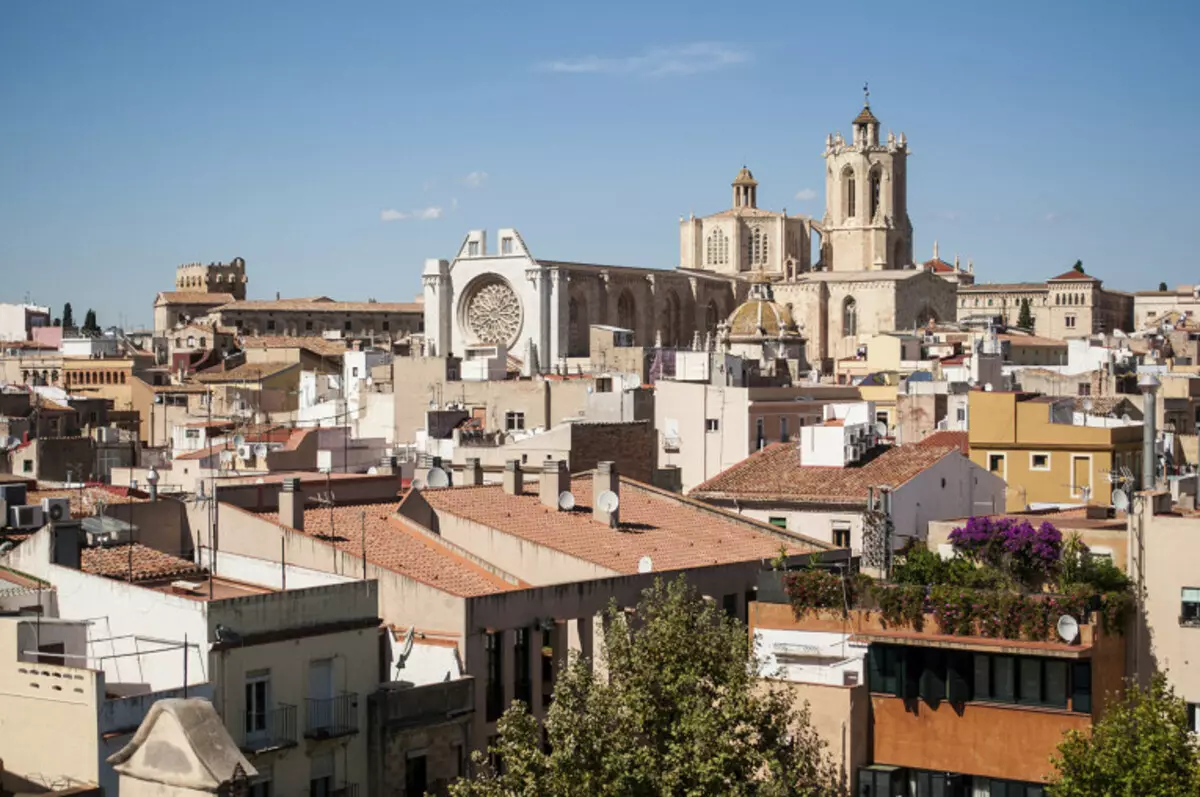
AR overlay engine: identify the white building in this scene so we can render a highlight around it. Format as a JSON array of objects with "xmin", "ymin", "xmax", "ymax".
[{"xmin": 0, "ymin": 303, "xmax": 51, "ymax": 342}]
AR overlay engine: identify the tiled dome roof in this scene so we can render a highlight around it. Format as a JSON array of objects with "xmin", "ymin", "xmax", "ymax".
[
  {"xmin": 732, "ymin": 166, "xmax": 758, "ymax": 186},
  {"xmin": 727, "ymin": 280, "xmax": 798, "ymax": 339}
]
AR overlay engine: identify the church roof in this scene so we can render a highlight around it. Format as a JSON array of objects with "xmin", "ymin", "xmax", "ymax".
[
  {"xmin": 732, "ymin": 166, "xmax": 758, "ymax": 186},
  {"xmin": 922, "ymin": 258, "xmax": 957, "ymax": 274},
  {"xmin": 854, "ymin": 104, "xmax": 879, "ymax": 125},
  {"xmin": 1048, "ymin": 270, "xmax": 1098, "ymax": 282},
  {"xmin": 726, "ymin": 282, "xmax": 800, "ymax": 340}
]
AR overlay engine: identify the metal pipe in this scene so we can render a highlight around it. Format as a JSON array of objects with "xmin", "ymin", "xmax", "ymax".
[{"xmin": 1140, "ymin": 374, "xmax": 1160, "ymax": 491}]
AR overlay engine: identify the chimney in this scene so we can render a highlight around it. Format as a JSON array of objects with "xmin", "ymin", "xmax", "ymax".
[
  {"xmin": 52, "ymin": 522, "xmax": 82, "ymax": 570},
  {"xmin": 593, "ymin": 461, "xmax": 619, "ymax": 527},
  {"xmin": 377, "ymin": 455, "xmax": 397, "ymax": 475},
  {"xmin": 502, "ymin": 459, "xmax": 524, "ymax": 496},
  {"xmin": 279, "ymin": 477, "xmax": 304, "ymax": 531},
  {"xmin": 540, "ymin": 460, "xmax": 570, "ymax": 509},
  {"xmin": 465, "ymin": 457, "xmax": 484, "ymax": 486}
]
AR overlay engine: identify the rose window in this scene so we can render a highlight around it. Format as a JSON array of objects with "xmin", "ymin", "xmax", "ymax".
[{"xmin": 466, "ymin": 281, "xmax": 520, "ymax": 344}]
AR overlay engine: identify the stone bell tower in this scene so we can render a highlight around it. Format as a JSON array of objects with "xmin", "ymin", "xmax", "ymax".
[{"xmin": 821, "ymin": 86, "xmax": 913, "ymax": 271}]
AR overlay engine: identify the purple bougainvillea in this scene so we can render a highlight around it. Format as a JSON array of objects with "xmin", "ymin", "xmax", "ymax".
[{"xmin": 948, "ymin": 516, "xmax": 1062, "ymax": 582}]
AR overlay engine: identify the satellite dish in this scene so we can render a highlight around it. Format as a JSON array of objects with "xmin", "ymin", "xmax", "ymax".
[
  {"xmin": 426, "ymin": 467, "xmax": 450, "ymax": 488},
  {"xmin": 410, "ymin": 477, "xmax": 425, "ymax": 490},
  {"xmin": 1112, "ymin": 489, "xmax": 1129, "ymax": 513},
  {"xmin": 625, "ymin": 372, "xmax": 642, "ymax": 390},
  {"xmin": 400, "ymin": 625, "xmax": 415, "ymax": 661},
  {"xmin": 1120, "ymin": 413, "xmax": 1132, "ymax": 424},
  {"xmin": 637, "ymin": 555, "xmax": 653, "ymax": 574},
  {"xmin": 558, "ymin": 491, "xmax": 576, "ymax": 511},
  {"xmin": 597, "ymin": 490, "xmax": 620, "ymax": 513},
  {"xmin": 1056, "ymin": 614, "xmax": 1080, "ymax": 644},
  {"xmin": 367, "ymin": 466, "xmax": 378, "ymax": 475},
  {"xmin": 874, "ymin": 421, "xmax": 888, "ymax": 437},
  {"xmin": 233, "ymin": 434, "xmax": 246, "ymax": 448},
  {"xmin": 220, "ymin": 450, "xmax": 234, "ymax": 464},
  {"xmin": 253, "ymin": 443, "xmax": 268, "ymax": 458}
]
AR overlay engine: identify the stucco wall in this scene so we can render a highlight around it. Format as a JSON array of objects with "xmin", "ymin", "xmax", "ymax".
[{"xmin": 767, "ymin": 681, "xmax": 868, "ymax": 792}]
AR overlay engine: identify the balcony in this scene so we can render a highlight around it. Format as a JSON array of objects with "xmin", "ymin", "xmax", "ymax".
[
  {"xmin": 305, "ymin": 692, "xmax": 358, "ymax": 740},
  {"xmin": 239, "ymin": 704, "xmax": 298, "ymax": 754}
]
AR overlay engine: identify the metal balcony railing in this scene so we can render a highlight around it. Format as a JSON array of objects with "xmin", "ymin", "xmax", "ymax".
[
  {"xmin": 239, "ymin": 704, "xmax": 297, "ymax": 754},
  {"xmin": 304, "ymin": 692, "xmax": 358, "ymax": 739}
]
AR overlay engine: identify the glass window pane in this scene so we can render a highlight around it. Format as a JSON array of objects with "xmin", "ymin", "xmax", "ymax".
[
  {"xmin": 1018, "ymin": 658, "xmax": 1043, "ymax": 705},
  {"xmin": 1182, "ymin": 588, "xmax": 1200, "ymax": 602},
  {"xmin": 973, "ymin": 655, "xmax": 991, "ymax": 699},
  {"xmin": 1044, "ymin": 661, "xmax": 1068, "ymax": 708},
  {"xmin": 1072, "ymin": 662, "xmax": 1092, "ymax": 714},
  {"xmin": 993, "ymin": 656, "xmax": 1016, "ymax": 703}
]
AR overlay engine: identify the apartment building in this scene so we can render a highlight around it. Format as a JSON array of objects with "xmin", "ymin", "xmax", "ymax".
[{"xmin": 967, "ymin": 390, "xmax": 1144, "ymax": 511}]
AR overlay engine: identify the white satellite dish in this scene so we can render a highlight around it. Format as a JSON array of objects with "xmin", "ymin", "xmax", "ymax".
[
  {"xmin": 426, "ymin": 467, "xmax": 450, "ymax": 488},
  {"xmin": 558, "ymin": 491, "xmax": 576, "ymax": 511},
  {"xmin": 1056, "ymin": 614, "xmax": 1080, "ymax": 644},
  {"xmin": 410, "ymin": 477, "xmax": 425, "ymax": 490},
  {"xmin": 367, "ymin": 466, "xmax": 378, "ymax": 475},
  {"xmin": 597, "ymin": 490, "xmax": 620, "ymax": 513},
  {"xmin": 1120, "ymin": 413, "xmax": 1132, "ymax": 424},
  {"xmin": 233, "ymin": 434, "xmax": 246, "ymax": 448},
  {"xmin": 637, "ymin": 555, "xmax": 653, "ymax": 574},
  {"xmin": 1112, "ymin": 489, "xmax": 1129, "ymax": 513},
  {"xmin": 219, "ymin": 450, "xmax": 233, "ymax": 465},
  {"xmin": 253, "ymin": 443, "xmax": 268, "ymax": 458},
  {"xmin": 874, "ymin": 421, "xmax": 888, "ymax": 437}
]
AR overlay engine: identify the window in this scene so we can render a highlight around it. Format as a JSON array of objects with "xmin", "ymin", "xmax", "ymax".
[
  {"xmin": 249, "ymin": 766, "xmax": 272, "ymax": 797},
  {"xmin": 1181, "ymin": 588, "xmax": 1200, "ymax": 625},
  {"xmin": 485, "ymin": 631, "xmax": 503, "ymax": 721},
  {"xmin": 768, "ymin": 517, "xmax": 788, "ymax": 530},
  {"xmin": 382, "ymin": 320, "xmax": 390, "ymax": 331},
  {"xmin": 468, "ymin": 241, "xmax": 480, "ymax": 256},
  {"xmin": 305, "ymin": 320, "xmax": 314, "ymax": 331},
  {"xmin": 780, "ymin": 417, "xmax": 789, "ymax": 442},
  {"xmin": 22, "ymin": 460, "xmax": 33, "ymax": 474},
  {"xmin": 833, "ymin": 523, "xmax": 851, "ymax": 549},
  {"xmin": 956, "ymin": 407, "xmax": 967, "ymax": 423},
  {"xmin": 501, "ymin": 236, "xmax": 514, "ymax": 255},
  {"xmin": 309, "ymin": 753, "xmax": 333, "ymax": 797},
  {"xmin": 755, "ymin": 417, "xmax": 764, "ymax": 449},
  {"xmin": 245, "ymin": 670, "xmax": 270, "ymax": 735},
  {"xmin": 706, "ymin": 418, "xmax": 720, "ymax": 432},
  {"xmin": 875, "ymin": 411, "xmax": 888, "ymax": 428},
  {"xmin": 988, "ymin": 454, "xmax": 1005, "ymax": 477},
  {"xmin": 1030, "ymin": 453, "xmax": 1050, "ymax": 471},
  {"xmin": 842, "ymin": 297, "xmax": 857, "ymax": 337},
  {"xmin": 844, "ymin": 170, "xmax": 856, "ymax": 219},
  {"xmin": 595, "ymin": 377, "xmax": 612, "ymax": 393},
  {"xmin": 514, "ymin": 628, "xmax": 531, "ymax": 705},
  {"xmin": 344, "ymin": 320, "xmax": 352, "ymax": 332},
  {"xmin": 868, "ymin": 170, "xmax": 881, "ymax": 218},
  {"xmin": 351, "ymin": 367, "xmax": 360, "ymax": 378},
  {"xmin": 706, "ymin": 229, "xmax": 728, "ymax": 266},
  {"xmin": 405, "ymin": 753, "xmax": 428, "ymax": 795},
  {"xmin": 185, "ymin": 429, "xmax": 200, "ymax": 439},
  {"xmin": 1065, "ymin": 315, "xmax": 1076, "ymax": 329},
  {"xmin": 505, "ymin": 411, "xmax": 525, "ymax": 431},
  {"xmin": 1188, "ymin": 703, "xmax": 1200, "ymax": 734},
  {"xmin": 187, "ymin": 336, "xmax": 196, "ymax": 347}
]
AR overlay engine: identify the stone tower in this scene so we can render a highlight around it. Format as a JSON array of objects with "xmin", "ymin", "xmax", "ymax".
[
  {"xmin": 821, "ymin": 89, "xmax": 912, "ymax": 271},
  {"xmin": 174, "ymin": 257, "xmax": 248, "ymax": 300}
]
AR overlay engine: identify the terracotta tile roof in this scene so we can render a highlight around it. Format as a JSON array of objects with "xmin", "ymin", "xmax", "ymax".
[
  {"xmin": 239, "ymin": 336, "xmax": 348, "ymax": 358},
  {"xmin": 1048, "ymin": 270, "xmax": 1098, "ymax": 282},
  {"xmin": 195, "ymin": 361, "xmax": 297, "ymax": 383},
  {"xmin": 218, "ymin": 299, "xmax": 421, "ymax": 313},
  {"xmin": 0, "ymin": 566, "xmax": 49, "ymax": 590},
  {"xmin": 420, "ymin": 475, "xmax": 827, "ymax": 575},
  {"xmin": 922, "ymin": 258, "xmax": 957, "ymax": 274},
  {"xmin": 174, "ymin": 444, "xmax": 224, "ymax": 462},
  {"xmin": 1073, "ymin": 396, "xmax": 1139, "ymax": 417},
  {"xmin": 917, "ymin": 431, "xmax": 969, "ymax": 455},
  {"xmin": 155, "ymin": 292, "xmax": 235, "ymax": 306},
  {"xmin": 29, "ymin": 486, "xmax": 149, "ymax": 519},
  {"xmin": 999, "ymin": 333, "xmax": 1068, "ymax": 348},
  {"xmin": 959, "ymin": 282, "xmax": 1046, "ymax": 292},
  {"xmin": 690, "ymin": 444, "xmax": 959, "ymax": 505},
  {"xmin": 246, "ymin": 501, "xmax": 516, "ymax": 597},
  {"xmin": 82, "ymin": 543, "xmax": 206, "ymax": 582}
]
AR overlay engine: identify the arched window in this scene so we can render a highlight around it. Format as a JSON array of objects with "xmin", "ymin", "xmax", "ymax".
[
  {"xmin": 706, "ymin": 229, "xmax": 728, "ymax": 266},
  {"xmin": 747, "ymin": 227, "xmax": 768, "ymax": 267},
  {"xmin": 869, "ymin": 169, "xmax": 882, "ymax": 219},
  {"xmin": 617, "ymin": 291, "xmax": 636, "ymax": 334},
  {"xmin": 842, "ymin": 296, "xmax": 857, "ymax": 337},
  {"xmin": 119, "ymin": 372, "xmax": 126, "ymax": 384},
  {"xmin": 844, "ymin": 169, "xmax": 856, "ymax": 219},
  {"xmin": 568, "ymin": 296, "xmax": 589, "ymax": 357}
]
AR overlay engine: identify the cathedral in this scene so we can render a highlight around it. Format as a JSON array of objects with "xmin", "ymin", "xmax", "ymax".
[{"xmin": 422, "ymin": 94, "xmax": 955, "ymax": 374}]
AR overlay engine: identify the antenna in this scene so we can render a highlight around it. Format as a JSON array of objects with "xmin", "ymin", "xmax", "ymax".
[
  {"xmin": 558, "ymin": 491, "xmax": 576, "ymax": 511},
  {"xmin": 1056, "ymin": 614, "xmax": 1080, "ymax": 644},
  {"xmin": 397, "ymin": 625, "xmax": 416, "ymax": 670},
  {"xmin": 426, "ymin": 467, "xmax": 450, "ymax": 489},
  {"xmin": 637, "ymin": 555, "xmax": 653, "ymax": 574},
  {"xmin": 597, "ymin": 490, "xmax": 620, "ymax": 514},
  {"xmin": 1112, "ymin": 489, "xmax": 1129, "ymax": 513}
]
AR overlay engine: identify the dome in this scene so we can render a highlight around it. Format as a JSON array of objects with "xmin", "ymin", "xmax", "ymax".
[
  {"xmin": 732, "ymin": 166, "xmax": 758, "ymax": 186},
  {"xmin": 726, "ymin": 280, "xmax": 799, "ymax": 339}
]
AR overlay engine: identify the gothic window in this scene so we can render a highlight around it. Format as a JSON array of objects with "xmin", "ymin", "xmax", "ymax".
[
  {"xmin": 842, "ymin": 296, "xmax": 858, "ymax": 337},
  {"xmin": 869, "ymin": 169, "xmax": 882, "ymax": 219},
  {"xmin": 747, "ymin": 227, "xmax": 768, "ymax": 267},
  {"xmin": 617, "ymin": 291, "xmax": 636, "ymax": 335},
  {"xmin": 568, "ymin": 296, "xmax": 589, "ymax": 357},
  {"xmin": 706, "ymin": 229, "xmax": 728, "ymax": 266},
  {"xmin": 843, "ymin": 169, "xmax": 856, "ymax": 219}
]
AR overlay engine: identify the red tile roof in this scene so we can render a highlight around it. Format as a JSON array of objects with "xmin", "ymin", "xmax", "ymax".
[
  {"xmin": 922, "ymin": 258, "xmax": 957, "ymax": 274},
  {"xmin": 690, "ymin": 444, "xmax": 959, "ymax": 505},
  {"xmin": 239, "ymin": 336, "xmax": 348, "ymax": 359},
  {"xmin": 419, "ymin": 475, "xmax": 827, "ymax": 575},
  {"xmin": 917, "ymin": 431, "xmax": 969, "ymax": 455},
  {"xmin": 1047, "ymin": 270, "xmax": 1097, "ymax": 282},
  {"xmin": 219, "ymin": 299, "xmax": 420, "ymax": 313},
  {"xmin": 155, "ymin": 292, "xmax": 235, "ymax": 306},
  {"xmin": 82, "ymin": 543, "xmax": 206, "ymax": 582},
  {"xmin": 195, "ymin": 361, "xmax": 297, "ymax": 383},
  {"xmin": 245, "ymin": 501, "xmax": 518, "ymax": 598},
  {"xmin": 29, "ymin": 486, "xmax": 149, "ymax": 519}
]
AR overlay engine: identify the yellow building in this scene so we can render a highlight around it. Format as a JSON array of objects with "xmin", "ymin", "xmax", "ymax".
[
  {"xmin": 857, "ymin": 376, "xmax": 901, "ymax": 437},
  {"xmin": 967, "ymin": 390, "xmax": 1143, "ymax": 511}
]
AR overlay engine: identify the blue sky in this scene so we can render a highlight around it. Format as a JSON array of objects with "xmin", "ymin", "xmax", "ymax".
[{"xmin": 2, "ymin": 1, "xmax": 1197, "ymax": 328}]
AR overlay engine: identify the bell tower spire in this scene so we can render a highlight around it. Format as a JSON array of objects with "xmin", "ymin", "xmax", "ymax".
[{"xmin": 732, "ymin": 166, "xmax": 758, "ymax": 209}]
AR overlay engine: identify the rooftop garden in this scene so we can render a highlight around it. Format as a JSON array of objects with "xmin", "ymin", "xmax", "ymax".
[{"xmin": 782, "ymin": 516, "xmax": 1134, "ymax": 642}]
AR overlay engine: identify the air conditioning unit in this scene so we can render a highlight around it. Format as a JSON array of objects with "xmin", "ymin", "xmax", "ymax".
[
  {"xmin": 10, "ymin": 505, "xmax": 45, "ymax": 530},
  {"xmin": 237, "ymin": 445, "xmax": 253, "ymax": 460},
  {"xmin": 41, "ymin": 497, "xmax": 71, "ymax": 523}
]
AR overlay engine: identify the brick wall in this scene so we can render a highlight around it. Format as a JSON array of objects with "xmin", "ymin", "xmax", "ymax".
[{"xmin": 569, "ymin": 421, "xmax": 655, "ymax": 483}]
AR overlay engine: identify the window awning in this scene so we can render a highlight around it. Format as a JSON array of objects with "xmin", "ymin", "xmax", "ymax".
[{"xmin": 853, "ymin": 629, "xmax": 1092, "ymax": 660}]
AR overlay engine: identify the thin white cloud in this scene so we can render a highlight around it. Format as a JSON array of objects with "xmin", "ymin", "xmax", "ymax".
[
  {"xmin": 462, "ymin": 171, "xmax": 489, "ymax": 189},
  {"xmin": 539, "ymin": 42, "xmax": 749, "ymax": 78},
  {"xmin": 794, "ymin": 188, "xmax": 817, "ymax": 202},
  {"xmin": 1043, "ymin": 211, "xmax": 1060, "ymax": 224},
  {"xmin": 380, "ymin": 206, "xmax": 443, "ymax": 222}
]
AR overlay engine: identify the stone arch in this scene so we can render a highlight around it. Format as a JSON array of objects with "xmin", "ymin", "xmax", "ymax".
[
  {"xmin": 658, "ymin": 290, "xmax": 683, "ymax": 347},
  {"xmin": 567, "ymin": 295, "xmax": 590, "ymax": 357},
  {"xmin": 704, "ymin": 300, "xmax": 720, "ymax": 335},
  {"xmin": 617, "ymin": 290, "xmax": 636, "ymax": 335},
  {"xmin": 868, "ymin": 165, "xmax": 883, "ymax": 220},
  {"xmin": 842, "ymin": 165, "xmax": 856, "ymax": 220},
  {"xmin": 842, "ymin": 295, "xmax": 858, "ymax": 337}
]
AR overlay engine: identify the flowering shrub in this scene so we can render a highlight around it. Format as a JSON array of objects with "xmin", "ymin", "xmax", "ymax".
[
  {"xmin": 948, "ymin": 516, "xmax": 1063, "ymax": 584},
  {"xmin": 873, "ymin": 584, "xmax": 926, "ymax": 630},
  {"xmin": 930, "ymin": 585, "xmax": 977, "ymax": 636},
  {"xmin": 1099, "ymin": 591, "xmax": 1134, "ymax": 634},
  {"xmin": 784, "ymin": 569, "xmax": 845, "ymax": 617}
]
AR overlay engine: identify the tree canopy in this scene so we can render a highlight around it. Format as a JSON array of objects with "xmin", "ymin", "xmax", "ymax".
[
  {"xmin": 1018, "ymin": 297, "xmax": 1034, "ymax": 330},
  {"xmin": 1049, "ymin": 673, "xmax": 1200, "ymax": 796},
  {"xmin": 61, "ymin": 303, "xmax": 74, "ymax": 329},
  {"xmin": 1072, "ymin": 260, "xmax": 1085, "ymax": 273},
  {"xmin": 449, "ymin": 577, "xmax": 845, "ymax": 797},
  {"xmin": 1159, "ymin": 281, "xmax": 1169, "ymax": 292},
  {"xmin": 82, "ymin": 309, "xmax": 99, "ymax": 334}
]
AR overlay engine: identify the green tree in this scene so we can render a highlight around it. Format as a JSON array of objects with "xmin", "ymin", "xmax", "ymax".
[
  {"xmin": 1049, "ymin": 674, "xmax": 1200, "ymax": 796},
  {"xmin": 1159, "ymin": 281, "xmax": 1169, "ymax": 292},
  {"xmin": 1072, "ymin": 259, "xmax": 1084, "ymax": 273},
  {"xmin": 82, "ymin": 309, "xmax": 98, "ymax": 334},
  {"xmin": 450, "ymin": 577, "xmax": 846, "ymax": 797},
  {"xmin": 61, "ymin": 303, "xmax": 74, "ymax": 329},
  {"xmin": 1018, "ymin": 297, "xmax": 1034, "ymax": 329}
]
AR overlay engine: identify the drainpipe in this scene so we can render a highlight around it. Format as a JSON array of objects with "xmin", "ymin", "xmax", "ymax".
[{"xmin": 1139, "ymin": 373, "xmax": 1159, "ymax": 490}]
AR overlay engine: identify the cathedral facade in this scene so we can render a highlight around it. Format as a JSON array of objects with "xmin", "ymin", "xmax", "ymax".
[{"xmin": 422, "ymin": 96, "xmax": 954, "ymax": 374}]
